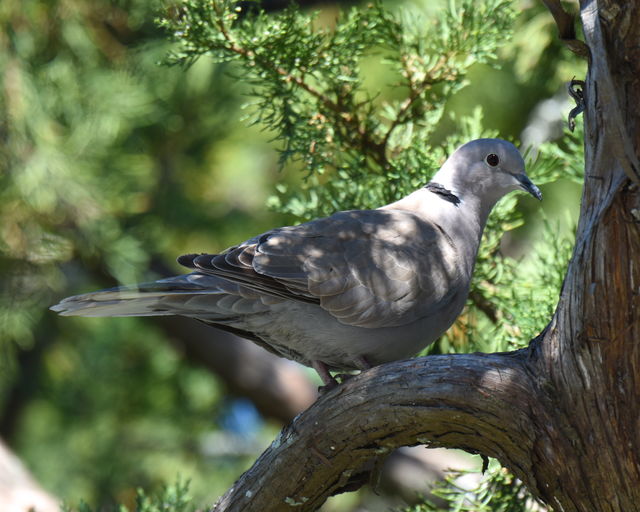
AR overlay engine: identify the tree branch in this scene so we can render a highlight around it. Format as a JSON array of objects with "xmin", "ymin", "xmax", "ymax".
[
  {"xmin": 212, "ymin": 3, "xmax": 640, "ymax": 511},
  {"xmin": 213, "ymin": 351, "xmax": 540, "ymax": 511},
  {"xmin": 212, "ymin": 5, "xmax": 390, "ymax": 171},
  {"xmin": 540, "ymin": 0, "xmax": 589, "ymax": 58},
  {"xmin": 381, "ymin": 53, "xmax": 457, "ymax": 152}
]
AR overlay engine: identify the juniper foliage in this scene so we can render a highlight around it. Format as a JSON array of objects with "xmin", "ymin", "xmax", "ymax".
[
  {"xmin": 63, "ymin": 480, "xmax": 194, "ymax": 512},
  {"xmin": 402, "ymin": 460, "xmax": 541, "ymax": 512},
  {"xmin": 160, "ymin": 0, "xmax": 515, "ymax": 211}
]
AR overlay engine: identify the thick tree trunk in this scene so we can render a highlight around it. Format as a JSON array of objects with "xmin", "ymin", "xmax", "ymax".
[{"xmin": 213, "ymin": 1, "xmax": 640, "ymax": 510}]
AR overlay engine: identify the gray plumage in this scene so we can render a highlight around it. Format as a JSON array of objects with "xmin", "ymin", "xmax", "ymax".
[{"xmin": 51, "ymin": 138, "xmax": 541, "ymax": 384}]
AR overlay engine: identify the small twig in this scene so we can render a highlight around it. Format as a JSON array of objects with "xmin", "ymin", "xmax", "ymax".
[
  {"xmin": 381, "ymin": 53, "xmax": 456, "ymax": 152},
  {"xmin": 469, "ymin": 288, "xmax": 500, "ymax": 324},
  {"xmin": 215, "ymin": 15, "xmax": 392, "ymax": 171},
  {"xmin": 481, "ymin": 454, "xmax": 490, "ymax": 474},
  {"xmin": 567, "ymin": 78, "xmax": 585, "ymax": 132},
  {"xmin": 541, "ymin": 0, "xmax": 589, "ymax": 59},
  {"xmin": 214, "ymin": 16, "xmax": 340, "ymax": 112}
]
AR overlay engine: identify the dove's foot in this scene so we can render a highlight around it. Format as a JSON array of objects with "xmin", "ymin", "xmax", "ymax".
[
  {"xmin": 333, "ymin": 356, "xmax": 372, "ymax": 384},
  {"xmin": 312, "ymin": 360, "xmax": 339, "ymax": 395},
  {"xmin": 317, "ymin": 382, "xmax": 338, "ymax": 395},
  {"xmin": 313, "ymin": 357, "xmax": 372, "ymax": 394}
]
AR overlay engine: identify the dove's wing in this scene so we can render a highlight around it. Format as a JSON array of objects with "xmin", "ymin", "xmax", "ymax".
[{"xmin": 181, "ymin": 209, "xmax": 463, "ymax": 328}]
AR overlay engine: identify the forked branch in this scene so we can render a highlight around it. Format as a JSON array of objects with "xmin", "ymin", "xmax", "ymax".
[{"xmin": 213, "ymin": 351, "xmax": 541, "ymax": 511}]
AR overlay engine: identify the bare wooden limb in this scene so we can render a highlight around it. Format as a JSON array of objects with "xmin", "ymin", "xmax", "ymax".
[
  {"xmin": 540, "ymin": 0, "xmax": 590, "ymax": 58},
  {"xmin": 213, "ymin": 351, "xmax": 542, "ymax": 511}
]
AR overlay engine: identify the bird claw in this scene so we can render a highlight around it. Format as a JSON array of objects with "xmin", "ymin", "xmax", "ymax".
[{"xmin": 317, "ymin": 382, "xmax": 337, "ymax": 395}]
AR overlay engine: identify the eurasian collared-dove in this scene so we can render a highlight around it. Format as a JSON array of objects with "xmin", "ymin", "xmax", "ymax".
[{"xmin": 51, "ymin": 138, "xmax": 541, "ymax": 387}]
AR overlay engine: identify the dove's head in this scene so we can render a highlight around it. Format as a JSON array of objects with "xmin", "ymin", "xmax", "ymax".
[{"xmin": 434, "ymin": 138, "xmax": 541, "ymax": 206}]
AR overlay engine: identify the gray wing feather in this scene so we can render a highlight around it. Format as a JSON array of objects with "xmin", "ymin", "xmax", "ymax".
[{"xmin": 183, "ymin": 209, "xmax": 462, "ymax": 328}]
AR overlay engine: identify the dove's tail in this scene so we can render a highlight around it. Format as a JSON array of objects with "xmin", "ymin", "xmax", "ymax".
[{"xmin": 50, "ymin": 274, "xmax": 224, "ymax": 318}]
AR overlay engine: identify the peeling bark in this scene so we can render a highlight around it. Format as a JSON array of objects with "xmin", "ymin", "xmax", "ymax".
[{"xmin": 213, "ymin": 1, "xmax": 640, "ymax": 510}]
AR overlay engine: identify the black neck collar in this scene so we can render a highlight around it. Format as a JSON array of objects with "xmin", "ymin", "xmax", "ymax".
[{"xmin": 424, "ymin": 182, "xmax": 460, "ymax": 206}]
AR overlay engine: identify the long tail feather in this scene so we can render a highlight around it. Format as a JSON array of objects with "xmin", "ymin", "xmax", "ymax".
[{"xmin": 50, "ymin": 275, "xmax": 218, "ymax": 317}]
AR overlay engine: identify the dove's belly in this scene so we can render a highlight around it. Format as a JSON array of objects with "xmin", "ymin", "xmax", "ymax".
[{"xmin": 226, "ymin": 293, "xmax": 467, "ymax": 371}]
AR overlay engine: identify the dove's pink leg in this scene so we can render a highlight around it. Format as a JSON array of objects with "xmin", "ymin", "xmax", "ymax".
[
  {"xmin": 354, "ymin": 356, "xmax": 371, "ymax": 371},
  {"xmin": 313, "ymin": 357, "xmax": 370, "ymax": 394},
  {"xmin": 312, "ymin": 360, "xmax": 338, "ymax": 389}
]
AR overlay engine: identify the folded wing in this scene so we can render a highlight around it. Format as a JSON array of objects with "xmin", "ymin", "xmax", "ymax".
[{"xmin": 181, "ymin": 209, "xmax": 462, "ymax": 328}]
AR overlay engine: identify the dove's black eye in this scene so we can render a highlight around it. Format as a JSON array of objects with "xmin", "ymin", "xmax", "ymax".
[{"xmin": 486, "ymin": 153, "xmax": 499, "ymax": 167}]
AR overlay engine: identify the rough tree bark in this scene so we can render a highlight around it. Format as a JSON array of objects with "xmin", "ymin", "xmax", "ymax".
[{"xmin": 213, "ymin": 1, "xmax": 640, "ymax": 510}]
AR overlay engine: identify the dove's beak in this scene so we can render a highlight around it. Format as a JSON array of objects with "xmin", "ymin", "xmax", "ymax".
[{"xmin": 513, "ymin": 173, "xmax": 542, "ymax": 201}]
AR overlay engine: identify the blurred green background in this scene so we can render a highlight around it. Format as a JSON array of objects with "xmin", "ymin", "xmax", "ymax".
[{"xmin": 0, "ymin": 0, "xmax": 584, "ymax": 510}]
